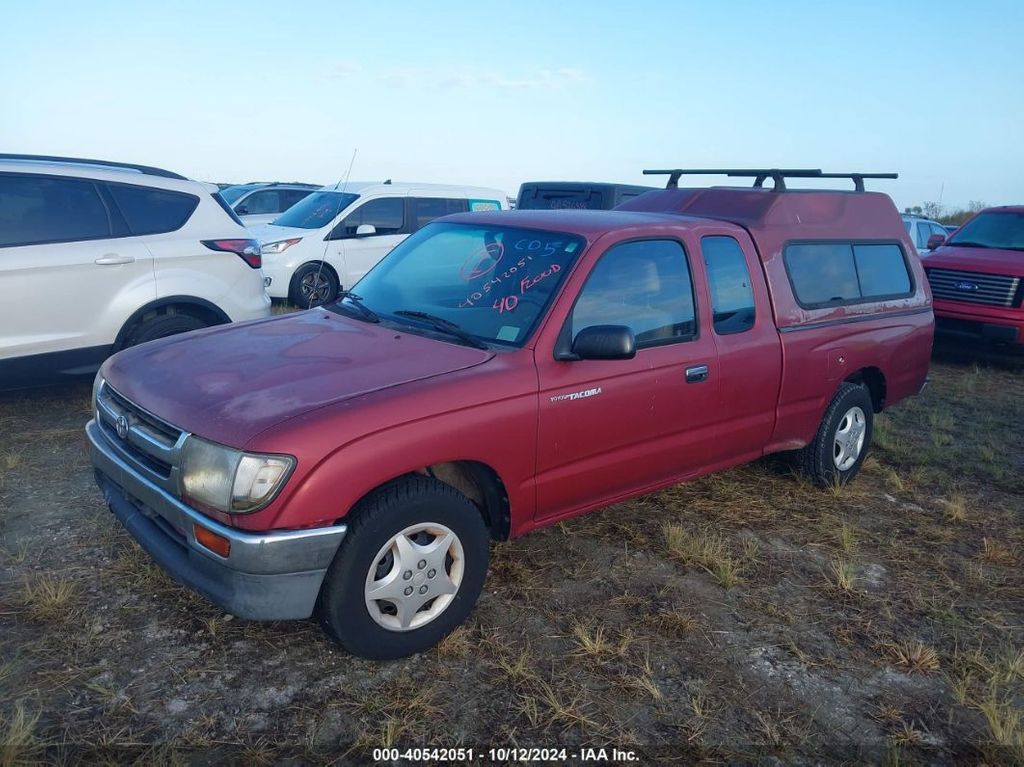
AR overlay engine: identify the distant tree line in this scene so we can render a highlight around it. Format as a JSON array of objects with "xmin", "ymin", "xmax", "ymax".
[{"xmin": 903, "ymin": 200, "xmax": 987, "ymax": 225}]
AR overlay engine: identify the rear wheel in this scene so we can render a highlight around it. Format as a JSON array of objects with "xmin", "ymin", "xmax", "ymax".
[
  {"xmin": 289, "ymin": 263, "xmax": 339, "ymax": 308},
  {"xmin": 316, "ymin": 475, "xmax": 489, "ymax": 659},
  {"xmin": 124, "ymin": 309, "xmax": 208, "ymax": 348},
  {"xmin": 797, "ymin": 382, "xmax": 873, "ymax": 487}
]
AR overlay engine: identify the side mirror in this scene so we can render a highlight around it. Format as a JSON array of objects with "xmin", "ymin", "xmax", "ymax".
[
  {"xmin": 236, "ymin": 205, "xmax": 249, "ymax": 215},
  {"xmin": 926, "ymin": 233, "xmax": 946, "ymax": 250},
  {"xmin": 571, "ymin": 325, "xmax": 636, "ymax": 360},
  {"xmin": 355, "ymin": 224, "xmax": 377, "ymax": 236}
]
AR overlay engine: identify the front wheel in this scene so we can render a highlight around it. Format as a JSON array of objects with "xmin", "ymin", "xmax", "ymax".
[
  {"xmin": 797, "ymin": 382, "xmax": 874, "ymax": 487},
  {"xmin": 289, "ymin": 263, "xmax": 339, "ymax": 308},
  {"xmin": 316, "ymin": 475, "xmax": 490, "ymax": 659}
]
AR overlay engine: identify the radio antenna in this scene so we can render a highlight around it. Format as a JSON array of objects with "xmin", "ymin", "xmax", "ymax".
[{"xmin": 304, "ymin": 148, "xmax": 358, "ymax": 309}]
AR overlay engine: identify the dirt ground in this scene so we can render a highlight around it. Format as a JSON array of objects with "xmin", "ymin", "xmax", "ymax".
[{"xmin": 1, "ymin": 342, "xmax": 1022, "ymax": 764}]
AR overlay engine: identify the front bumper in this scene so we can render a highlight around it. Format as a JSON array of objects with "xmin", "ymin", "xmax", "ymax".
[
  {"xmin": 87, "ymin": 419, "xmax": 346, "ymax": 620},
  {"xmin": 934, "ymin": 316, "xmax": 1021, "ymax": 345}
]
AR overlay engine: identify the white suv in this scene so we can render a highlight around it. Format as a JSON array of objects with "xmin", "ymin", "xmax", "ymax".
[
  {"xmin": 0, "ymin": 154, "xmax": 271, "ymax": 389},
  {"xmin": 254, "ymin": 181, "xmax": 507, "ymax": 306}
]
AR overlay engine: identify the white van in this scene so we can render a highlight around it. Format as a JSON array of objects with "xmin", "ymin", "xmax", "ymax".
[{"xmin": 253, "ymin": 181, "xmax": 507, "ymax": 306}]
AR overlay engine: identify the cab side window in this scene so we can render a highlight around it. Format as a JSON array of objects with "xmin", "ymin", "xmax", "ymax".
[
  {"xmin": 701, "ymin": 236, "xmax": 756, "ymax": 334},
  {"xmin": 332, "ymin": 197, "xmax": 405, "ymax": 238},
  {"xmin": 0, "ymin": 173, "xmax": 110, "ymax": 247},
  {"xmin": 571, "ymin": 239, "xmax": 696, "ymax": 348}
]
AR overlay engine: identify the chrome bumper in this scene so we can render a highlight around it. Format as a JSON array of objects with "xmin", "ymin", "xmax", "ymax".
[{"xmin": 87, "ymin": 419, "xmax": 346, "ymax": 619}]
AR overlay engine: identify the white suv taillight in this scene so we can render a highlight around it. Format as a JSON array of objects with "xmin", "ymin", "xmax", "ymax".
[{"xmin": 201, "ymin": 239, "xmax": 262, "ymax": 268}]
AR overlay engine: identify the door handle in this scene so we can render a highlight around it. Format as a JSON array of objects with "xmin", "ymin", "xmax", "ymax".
[
  {"xmin": 94, "ymin": 254, "xmax": 134, "ymax": 265},
  {"xmin": 685, "ymin": 364, "xmax": 710, "ymax": 384}
]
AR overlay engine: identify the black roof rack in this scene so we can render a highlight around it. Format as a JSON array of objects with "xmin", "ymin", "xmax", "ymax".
[
  {"xmin": 642, "ymin": 168, "xmax": 897, "ymax": 192},
  {"xmin": 0, "ymin": 153, "xmax": 187, "ymax": 180}
]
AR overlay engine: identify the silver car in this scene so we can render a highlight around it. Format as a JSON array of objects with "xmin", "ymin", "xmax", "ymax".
[{"xmin": 220, "ymin": 182, "xmax": 320, "ymax": 226}]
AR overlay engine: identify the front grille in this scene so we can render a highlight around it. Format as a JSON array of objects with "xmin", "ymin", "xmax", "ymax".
[
  {"xmin": 926, "ymin": 267, "xmax": 1021, "ymax": 307},
  {"xmin": 96, "ymin": 384, "xmax": 187, "ymax": 488}
]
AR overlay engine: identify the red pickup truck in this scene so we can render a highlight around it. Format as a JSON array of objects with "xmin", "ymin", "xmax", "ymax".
[
  {"xmin": 87, "ymin": 169, "xmax": 933, "ymax": 659},
  {"xmin": 920, "ymin": 206, "xmax": 1024, "ymax": 348}
]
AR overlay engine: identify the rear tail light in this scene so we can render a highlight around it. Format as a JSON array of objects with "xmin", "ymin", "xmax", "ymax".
[{"xmin": 202, "ymin": 239, "xmax": 262, "ymax": 268}]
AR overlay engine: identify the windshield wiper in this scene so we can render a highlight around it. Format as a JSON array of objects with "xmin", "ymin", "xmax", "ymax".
[
  {"xmin": 947, "ymin": 241, "xmax": 993, "ymax": 249},
  {"xmin": 336, "ymin": 291, "xmax": 380, "ymax": 323},
  {"xmin": 393, "ymin": 310, "xmax": 489, "ymax": 350}
]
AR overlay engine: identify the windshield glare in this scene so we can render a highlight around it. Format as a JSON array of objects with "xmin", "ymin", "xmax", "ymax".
[
  {"xmin": 346, "ymin": 222, "xmax": 585, "ymax": 346},
  {"xmin": 272, "ymin": 191, "xmax": 359, "ymax": 229},
  {"xmin": 948, "ymin": 212, "xmax": 1024, "ymax": 251}
]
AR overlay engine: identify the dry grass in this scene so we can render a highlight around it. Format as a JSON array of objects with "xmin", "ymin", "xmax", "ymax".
[
  {"xmin": 0, "ymin": 703, "xmax": 40, "ymax": 766},
  {"xmin": 976, "ymin": 692, "xmax": 1024, "ymax": 757},
  {"xmin": 827, "ymin": 556, "xmax": 858, "ymax": 594},
  {"xmin": 1, "ymin": 358, "xmax": 1023, "ymax": 760},
  {"xmin": 980, "ymin": 537, "xmax": 1016, "ymax": 566},
  {"xmin": 884, "ymin": 640, "xmax": 941, "ymax": 674},
  {"xmin": 663, "ymin": 524, "xmax": 742, "ymax": 588},
  {"xmin": 434, "ymin": 626, "xmax": 472, "ymax": 658},
  {"xmin": 20, "ymin": 574, "xmax": 76, "ymax": 622},
  {"xmin": 944, "ymin": 491, "xmax": 969, "ymax": 523}
]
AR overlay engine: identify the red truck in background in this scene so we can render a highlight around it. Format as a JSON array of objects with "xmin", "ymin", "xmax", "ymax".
[
  {"xmin": 919, "ymin": 206, "xmax": 1024, "ymax": 348},
  {"xmin": 86, "ymin": 168, "xmax": 933, "ymax": 659}
]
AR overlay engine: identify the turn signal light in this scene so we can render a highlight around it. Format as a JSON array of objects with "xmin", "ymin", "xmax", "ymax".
[{"xmin": 194, "ymin": 523, "xmax": 231, "ymax": 558}]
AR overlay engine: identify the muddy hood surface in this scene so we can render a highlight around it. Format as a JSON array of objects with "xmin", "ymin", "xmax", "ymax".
[{"xmin": 102, "ymin": 310, "xmax": 492, "ymax": 447}]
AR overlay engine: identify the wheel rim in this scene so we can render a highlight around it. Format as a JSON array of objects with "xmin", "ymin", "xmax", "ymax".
[
  {"xmin": 833, "ymin": 406, "xmax": 867, "ymax": 471},
  {"xmin": 300, "ymin": 271, "xmax": 332, "ymax": 304},
  {"xmin": 364, "ymin": 522, "xmax": 465, "ymax": 632}
]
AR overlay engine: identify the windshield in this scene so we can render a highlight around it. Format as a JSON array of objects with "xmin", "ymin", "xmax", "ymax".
[
  {"xmin": 219, "ymin": 185, "xmax": 253, "ymax": 204},
  {"xmin": 947, "ymin": 211, "xmax": 1024, "ymax": 251},
  {"xmin": 342, "ymin": 222, "xmax": 585, "ymax": 346},
  {"xmin": 272, "ymin": 191, "xmax": 359, "ymax": 229}
]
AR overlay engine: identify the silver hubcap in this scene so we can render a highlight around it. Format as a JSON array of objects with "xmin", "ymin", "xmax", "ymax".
[
  {"xmin": 833, "ymin": 406, "xmax": 866, "ymax": 471},
  {"xmin": 364, "ymin": 523, "xmax": 464, "ymax": 632},
  {"xmin": 300, "ymin": 272, "xmax": 332, "ymax": 304}
]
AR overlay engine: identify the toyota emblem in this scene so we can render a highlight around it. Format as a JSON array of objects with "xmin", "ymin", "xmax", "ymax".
[{"xmin": 116, "ymin": 415, "xmax": 129, "ymax": 440}]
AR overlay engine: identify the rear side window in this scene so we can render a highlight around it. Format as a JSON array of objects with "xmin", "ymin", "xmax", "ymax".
[
  {"xmin": 701, "ymin": 236, "xmax": 756, "ymax": 334},
  {"xmin": 784, "ymin": 242, "xmax": 912, "ymax": 307},
  {"xmin": 331, "ymin": 197, "xmax": 404, "ymax": 238},
  {"xmin": 853, "ymin": 244, "xmax": 912, "ymax": 296},
  {"xmin": 107, "ymin": 183, "xmax": 199, "ymax": 235},
  {"xmin": 572, "ymin": 239, "xmax": 696, "ymax": 347},
  {"xmin": 413, "ymin": 197, "xmax": 468, "ymax": 229},
  {"xmin": 0, "ymin": 173, "xmax": 110, "ymax": 247},
  {"xmin": 237, "ymin": 189, "xmax": 280, "ymax": 214}
]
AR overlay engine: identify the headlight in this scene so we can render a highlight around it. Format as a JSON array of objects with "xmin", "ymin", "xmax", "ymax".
[
  {"xmin": 92, "ymin": 372, "xmax": 105, "ymax": 421},
  {"xmin": 179, "ymin": 435, "xmax": 294, "ymax": 514},
  {"xmin": 260, "ymin": 238, "xmax": 302, "ymax": 255}
]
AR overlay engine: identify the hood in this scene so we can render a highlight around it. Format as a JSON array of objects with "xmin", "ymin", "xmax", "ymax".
[
  {"xmin": 103, "ymin": 311, "xmax": 493, "ymax": 448},
  {"xmin": 924, "ymin": 245, "xmax": 1024, "ymax": 276},
  {"xmin": 250, "ymin": 223, "xmax": 312, "ymax": 244}
]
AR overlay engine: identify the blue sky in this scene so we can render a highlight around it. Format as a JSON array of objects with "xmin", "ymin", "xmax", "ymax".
[{"xmin": 2, "ymin": 0, "xmax": 1021, "ymax": 210}]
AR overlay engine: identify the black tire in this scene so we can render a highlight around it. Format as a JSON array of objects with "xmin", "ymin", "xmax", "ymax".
[
  {"xmin": 316, "ymin": 475, "xmax": 490, "ymax": 659},
  {"xmin": 289, "ymin": 263, "xmax": 339, "ymax": 308},
  {"xmin": 796, "ymin": 382, "xmax": 874, "ymax": 487},
  {"xmin": 125, "ymin": 310, "xmax": 208, "ymax": 347}
]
